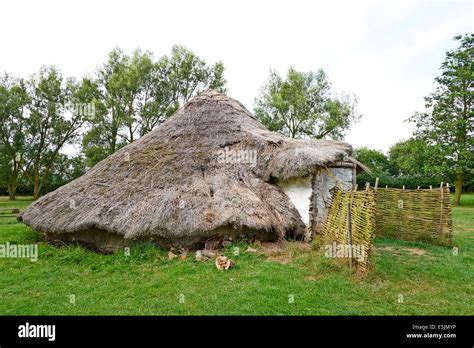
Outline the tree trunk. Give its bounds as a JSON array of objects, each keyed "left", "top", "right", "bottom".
[
  {"left": 129, "top": 123, "right": 134, "bottom": 143},
  {"left": 111, "top": 134, "right": 116, "bottom": 154},
  {"left": 453, "top": 173, "right": 463, "bottom": 206},
  {"left": 33, "top": 160, "right": 40, "bottom": 200},
  {"left": 8, "top": 184, "right": 17, "bottom": 200},
  {"left": 37, "top": 160, "right": 55, "bottom": 199},
  {"left": 7, "top": 172, "right": 18, "bottom": 200}
]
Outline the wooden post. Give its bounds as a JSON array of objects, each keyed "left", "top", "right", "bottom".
[
  {"left": 417, "top": 186, "right": 420, "bottom": 190},
  {"left": 354, "top": 184, "right": 358, "bottom": 191},
  {"left": 365, "top": 182, "right": 370, "bottom": 191},
  {"left": 352, "top": 163, "right": 357, "bottom": 189},
  {"left": 347, "top": 202, "right": 353, "bottom": 269},
  {"left": 374, "top": 177, "right": 379, "bottom": 191},
  {"left": 385, "top": 185, "right": 388, "bottom": 189},
  {"left": 402, "top": 185, "right": 405, "bottom": 190},
  {"left": 440, "top": 182, "right": 444, "bottom": 235},
  {"left": 430, "top": 185, "right": 432, "bottom": 190}
]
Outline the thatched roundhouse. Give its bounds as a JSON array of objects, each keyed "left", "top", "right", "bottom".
[{"left": 21, "top": 91, "right": 367, "bottom": 251}]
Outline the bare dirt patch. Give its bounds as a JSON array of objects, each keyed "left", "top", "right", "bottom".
[
  {"left": 406, "top": 247, "right": 427, "bottom": 256},
  {"left": 304, "top": 274, "right": 324, "bottom": 281},
  {"left": 375, "top": 245, "right": 428, "bottom": 256},
  {"left": 257, "top": 240, "right": 311, "bottom": 264}
]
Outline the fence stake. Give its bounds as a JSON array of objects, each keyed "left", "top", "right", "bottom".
[
  {"left": 440, "top": 182, "right": 444, "bottom": 235},
  {"left": 374, "top": 177, "right": 379, "bottom": 191},
  {"left": 347, "top": 202, "right": 353, "bottom": 269},
  {"left": 365, "top": 182, "right": 370, "bottom": 191},
  {"left": 417, "top": 186, "right": 420, "bottom": 190}
]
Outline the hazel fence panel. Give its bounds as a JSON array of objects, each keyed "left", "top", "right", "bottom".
[
  {"left": 320, "top": 188, "right": 376, "bottom": 273},
  {"left": 319, "top": 184, "right": 453, "bottom": 274},
  {"left": 373, "top": 186, "right": 453, "bottom": 246}
]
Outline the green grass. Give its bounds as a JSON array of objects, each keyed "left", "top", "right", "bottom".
[{"left": 0, "top": 194, "right": 472, "bottom": 315}]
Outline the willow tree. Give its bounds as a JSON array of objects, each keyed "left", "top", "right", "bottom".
[
  {"left": 0, "top": 75, "right": 30, "bottom": 199},
  {"left": 27, "top": 67, "right": 93, "bottom": 199},
  {"left": 83, "top": 46, "right": 227, "bottom": 167},
  {"left": 410, "top": 34, "right": 473, "bottom": 205},
  {"left": 254, "top": 67, "right": 360, "bottom": 139}
]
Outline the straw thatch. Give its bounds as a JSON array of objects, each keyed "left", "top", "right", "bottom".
[{"left": 21, "top": 91, "right": 361, "bottom": 251}]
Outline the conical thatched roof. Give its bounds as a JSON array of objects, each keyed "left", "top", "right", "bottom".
[{"left": 21, "top": 91, "right": 361, "bottom": 250}]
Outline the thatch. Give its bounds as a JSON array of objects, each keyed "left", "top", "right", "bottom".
[{"left": 21, "top": 91, "right": 361, "bottom": 251}]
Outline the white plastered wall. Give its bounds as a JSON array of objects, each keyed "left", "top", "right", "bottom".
[
  {"left": 277, "top": 167, "right": 355, "bottom": 231},
  {"left": 277, "top": 176, "right": 312, "bottom": 226}
]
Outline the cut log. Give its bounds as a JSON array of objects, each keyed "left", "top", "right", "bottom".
[{"left": 215, "top": 256, "right": 235, "bottom": 270}]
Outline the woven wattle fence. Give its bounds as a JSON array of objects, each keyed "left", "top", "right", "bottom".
[
  {"left": 319, "top": 184, "right": 453, "bottom": 273},
  {"left": 373, "top": 186, "right": 453, "bottom": 246},
  {"left": 319, "top": 188, "right": 376, "bottom": 273}
]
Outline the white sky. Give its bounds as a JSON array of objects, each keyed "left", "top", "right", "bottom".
[{"left": 1, "top": 0, "right": 472, "bottom": 153}]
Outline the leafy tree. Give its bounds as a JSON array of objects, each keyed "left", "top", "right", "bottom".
[
  {"left": 0, "top": 74, "right": 30, "bottom": 199},
  {"left": 254, "top": 67, "right": 360, "bottom": 139},
  {"left": 43, "top": 154, "right": 86, "bottom": 192},
  {"left": 353, "top": 147, "right": 392, "bottom": 187},
  {"left": 137, "top": 53, "right": 176, "bottom": 136},
  {"left": 136, "top": 45, "right": 226, "bottom": 136},
  {"left": 409, "top": 34, "right": 473, "bottom": 205},
  {"left": 81, "top": 48, "right": 146, "bottom": 166},
  {"left": 83, "top": 46, "right": 227, "bottom": 166},
  {"left": 354, "top": 147, "right": 391, "bottom": 174},
  {"left": 26, "top": 67, "right": 90, "bottom": 199},
  {"left": 166, "top": 45, "right": 226, "bottom": 103},
  {"left": 389, "top": 138, "right": 446, "bottom": 178}
]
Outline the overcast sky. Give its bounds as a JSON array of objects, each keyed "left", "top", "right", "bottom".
[{"left": 1, "top": 0, "right": 472, "bottom": 152}]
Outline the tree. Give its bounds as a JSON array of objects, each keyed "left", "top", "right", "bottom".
[
  {"left": 353, "top": 147, "right": 392, "bottom": 187},
  {"left": 389, "top": 138, "right": 446, "bottom": 178},
  {"left": 355, "top": 141, "right": 453, "bottom": 189},
  {"left": 166, "top": 45, "right": 227, "bottom": 104},
  {"left": 0, "top": 74, "right": 30, "bottom": 200},
  {"left": 43, "top": 154, "right": 86, "bottom": 192},
  {"left": 354, "top": 147, "right": 391, "bottom": 174},
  {"left": 254, "top": 67, "right": 360, "bottom": 139},
  {"left": 136, "top": 45, "right": 226, "bottom": 136},
  {"left": 26, "top": 67, "right": 89, "bottom": 199},
  {"left": 83, "top": 46, "right": 227, "bottom": 166},
  {"left": 409, "top": 34, "right": 473, "bottom": 205}
]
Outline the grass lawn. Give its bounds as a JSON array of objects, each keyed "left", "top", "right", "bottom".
[{"left": 0, "top": 194, "right": 472, "bottom": 315}]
